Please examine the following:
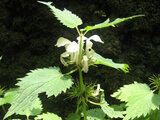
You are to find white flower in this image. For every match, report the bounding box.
[93,84,103,97]
[66,41,79,53]
[55,37,71,47]
[56,35,104,72]
[56,37,79,66]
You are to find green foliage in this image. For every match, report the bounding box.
[81,15,144,32]
[18,98,42,116]
[111,82,160,120]
[4,67,73,119]
[100,92,125,119]
[65,113,80,120]
[92,52,129,73]
[86,108,105,120]
[1,1,145,120]
[0,88,18,106]
[35,112,62,120]
[38,1,82,28]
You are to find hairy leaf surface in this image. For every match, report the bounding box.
[18,98,42,116]
[92,52,129,73]
[35,112,62,120]
[86,108,105,120]
[4,67,73,119]
[81,15,144,31]
[111,82,160,120]
[38,1,82,28]
[100,92,125,118]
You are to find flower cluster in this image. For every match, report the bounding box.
[55,35,104,73]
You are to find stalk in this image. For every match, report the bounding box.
[26,115,29,120]
[78,34,83,66]
[78,68,87,120]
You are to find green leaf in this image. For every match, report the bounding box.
[4,67,73,119]
[86,108,105,120]
[18,98,42,116]
[111,82,160,120]
[35,112,62,120]
[92,52,129,73]
[38,1,82,28]
[0,88,18,106]
[100,92,125,119]
[81,15,144,31]
[149,109,160,120]
[65,113,80,120]
[111,103,126,111]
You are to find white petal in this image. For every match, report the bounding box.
[61,52,70,57]
[86,40,93,49]
[55,37,71,47]
[82,55,89,73]
[93,84,102,96]
[77,36,88,41]
[88,35,104,43]
[60,52,69,66]
[66,41,79,53]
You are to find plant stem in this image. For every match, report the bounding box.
[64,68,78,75]
[26,115,29,120]
[82,97,87,120]
[158,89,160,96]
[88,100,102,106]
[78,68,87,120]
[76,99,81,113]
[76,26,81,36]
[78,34,83,66]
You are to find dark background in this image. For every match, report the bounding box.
[0,0,160,119]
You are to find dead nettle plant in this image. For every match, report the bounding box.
[1,1,146,120]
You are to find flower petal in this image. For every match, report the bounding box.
[77,36,88,41]
[60,52,70,66]
[88,35,104,43]
[55,37,71,47]
[66,41,79,53]
[82,55,89,73]
[86,40,93,49]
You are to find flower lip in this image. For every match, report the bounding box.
[88,35,104,43]
[66,41,79,53]
[55,37,71,47]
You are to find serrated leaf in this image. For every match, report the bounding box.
[4,67,73,119]
[81,15,144,31]
[100,92,125,118]
[111,82,160,120]
[86,108,105,120]
[92,52,129,73]
[38,1,82,28]
[35,112,62,120]
[0,88,18,106]
[18,98,42,116]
